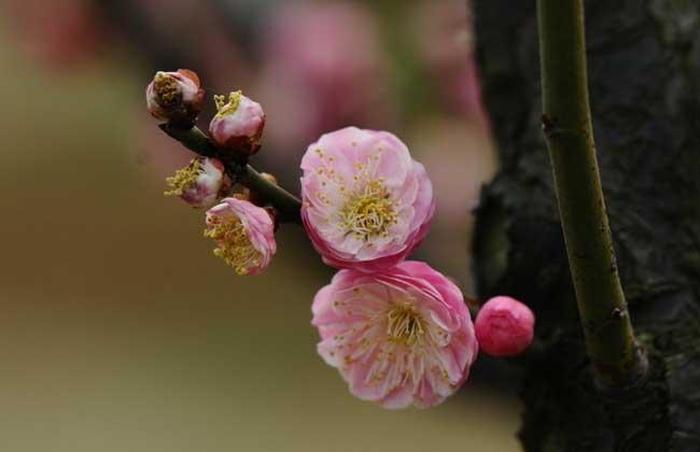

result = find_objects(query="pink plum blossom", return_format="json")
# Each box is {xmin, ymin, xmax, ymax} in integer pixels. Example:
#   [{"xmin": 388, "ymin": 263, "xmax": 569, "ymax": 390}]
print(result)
[
  {"xmin": 475, "ymin": 296, "xmax": 535, "ymax": 357},
  {"xmin": 164, "ymin": 157, "xmax": 228, "ymax": 208},
  {"xmin": 146, "ymin": 69, "xmax": 204, "ymax": 124},
  {"xmin": 312, "ymin": 261, "xmax": 478, "ymax": 409},
  {"xmin": 204, "ymin": 197, "xmax": 276, "ymax": 275},
  {"xmin": 209, "ymin": 91, "xmax": 265, "ymax": 156},
  {"xmin": 300, "ymin": 127, "xmax": 435, "ymax": 272}
]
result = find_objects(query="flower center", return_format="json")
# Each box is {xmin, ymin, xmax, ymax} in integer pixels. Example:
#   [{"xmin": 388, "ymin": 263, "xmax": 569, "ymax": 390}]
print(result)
[
  {"xmin": 204, "ymin": 215, "xmax": 261, "ymax": 275},
  {"xmin": 386, "ymin": 304, "xmax": 424, "ymax": 346},
  {"xmin": 340, "ymin": 181, "xmax": 397, "ymax": 239},
  {"xmin": 154, "ymin": 72, "xmax": 180, "ymax": 107},
  {"xmin": 214, "ymin": 91, "xmax": 242, "ymax": 117},
  {"xmin": 164, "ymin": 158, "xmax": 202, "ymax": 196}
]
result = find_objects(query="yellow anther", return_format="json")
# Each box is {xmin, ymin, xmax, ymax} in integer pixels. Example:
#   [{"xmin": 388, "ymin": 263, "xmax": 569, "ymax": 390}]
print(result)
[
  {"xmin": 387, "ymin": 304, "xmax": 425, "ymax": 346},
  {"xmin": 164, "ymin": 158, "xmax": 201, "ymax": 196},
  {"xmin": 204, "ymin": 214, "xmax": 261, "ymax": 275},
  {"xmin": 154, "ymin": 72, "xmax": 179, "ymax": 106},
  {"xmin": 340, "ymin": 180, "xmax": 397, "ymax": 239},
  {"xmin": 214, "ymin": 91, "xmax": 242, "ymax": 117}
]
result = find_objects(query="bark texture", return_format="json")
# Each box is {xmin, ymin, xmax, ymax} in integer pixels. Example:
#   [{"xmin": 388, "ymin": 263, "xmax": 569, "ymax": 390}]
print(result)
[{"xmin": 472, "ymin": 1, "xmax": 700, "ymax": 450}]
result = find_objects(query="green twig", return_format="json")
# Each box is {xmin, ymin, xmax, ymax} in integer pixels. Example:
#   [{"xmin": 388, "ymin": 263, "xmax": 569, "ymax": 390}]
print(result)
[
  {"xmin": 159, "ymin": 124, "xmax": 302, "ymax": 223},
  {"xmin": 537, "ymin": 0, "xmax": 646, "ymax": 387}
]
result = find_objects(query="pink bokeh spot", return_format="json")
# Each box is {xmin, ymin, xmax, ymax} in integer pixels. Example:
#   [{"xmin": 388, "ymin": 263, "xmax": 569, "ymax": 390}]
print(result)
[
  {"xmin": 257, "ymin": 1, "xmax": 395, "ymax": 162},
  {"xmin": 300, "ymin": 127, "xmax": 435, "ymax": 272},
  {"xmin": 312, "ymin": 261, "xmax": 478, "ymax": 409},
  {"xmin": 475, "ymin": 296, "xmax": 535, "ymax": 357}
]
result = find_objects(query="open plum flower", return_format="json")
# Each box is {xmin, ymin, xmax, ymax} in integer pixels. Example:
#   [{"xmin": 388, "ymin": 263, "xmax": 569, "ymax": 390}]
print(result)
[
  {"xmin": 301, "ymin": 127, "xmax": 435, "ymax": 272},
  {"xmin": 312, "ymin": 261, "xmax": 478, "ymax": 409},
  {"xmin": 204, "ymin": 197, "xmax": 276, "ymax": 275}
]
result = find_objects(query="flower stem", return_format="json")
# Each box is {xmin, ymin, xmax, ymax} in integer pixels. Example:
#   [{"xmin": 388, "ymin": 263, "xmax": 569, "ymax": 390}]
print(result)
[
  {"xmin": 537, "ymin": 0, "xmax": 646, "ymax": 387},
  {"xmin": 159, "ymin": 123, "xmax": 302, "ymax": 223}
]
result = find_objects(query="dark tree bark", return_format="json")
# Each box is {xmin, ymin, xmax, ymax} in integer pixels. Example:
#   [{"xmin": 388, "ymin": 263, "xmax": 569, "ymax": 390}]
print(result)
[{"xmin": 472, "ymin": 1, "xmax": 700, "ymax": 450}]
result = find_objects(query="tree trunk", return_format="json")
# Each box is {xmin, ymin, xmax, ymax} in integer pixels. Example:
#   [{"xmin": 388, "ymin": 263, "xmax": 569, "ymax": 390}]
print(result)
[{"xmin": 472, "ymin": 1, "xmax": 700, "ymax": 450}]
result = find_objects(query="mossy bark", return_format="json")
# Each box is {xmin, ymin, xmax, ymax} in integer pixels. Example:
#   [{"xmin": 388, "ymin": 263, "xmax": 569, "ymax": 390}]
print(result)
[{"xmin": 472, "ymin": 0, "xmax": 700, "ymax": 450}]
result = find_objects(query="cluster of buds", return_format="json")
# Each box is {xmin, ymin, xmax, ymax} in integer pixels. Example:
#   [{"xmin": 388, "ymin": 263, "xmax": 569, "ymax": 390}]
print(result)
[
  {"xmin": 147, "ymin": 69, "xmax": 275, "ymax": 275},
  {"xmin": 146, "ymin": 69, "xmax": 536, "ymax": 411},
  {"xmin": 146, "ymin": 70, "xmax": 266, "ymax": 161}
]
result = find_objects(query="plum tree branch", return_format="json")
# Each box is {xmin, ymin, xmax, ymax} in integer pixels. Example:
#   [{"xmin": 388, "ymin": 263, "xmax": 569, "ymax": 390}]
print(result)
[
  {"xmin": 536, "ymin": 0, "xmax": 646, "ymax": 387},
  {"xmin": 159, "ymin": 123, "xmax": 302, "ymax": 224}
]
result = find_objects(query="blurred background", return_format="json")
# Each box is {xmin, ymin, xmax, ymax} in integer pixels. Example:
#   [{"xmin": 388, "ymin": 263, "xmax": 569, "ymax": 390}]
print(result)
[{"xmin": 0, "ymin": 0, "xmax": 520, "ymax": 450}]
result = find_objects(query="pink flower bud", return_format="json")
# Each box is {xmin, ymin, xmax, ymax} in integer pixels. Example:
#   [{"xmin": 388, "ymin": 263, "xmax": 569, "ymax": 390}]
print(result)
[
  {"xmin": 209, "ymin": 91, "xmax": 266, "ymax": 156},
  {"xmin": 164, "ymin": 157, "xmax": 228, "ymax": 208},
  {"xmin": 146, "ymin": 69, "xmax": 204, "ymax": 124},
  {"xmin": 475, "ymin": 296, "xmax": 535, "ymax": 357},
  {"xmin": 204, "ymin": 197, "xmax": 276, "ymax": 275}
]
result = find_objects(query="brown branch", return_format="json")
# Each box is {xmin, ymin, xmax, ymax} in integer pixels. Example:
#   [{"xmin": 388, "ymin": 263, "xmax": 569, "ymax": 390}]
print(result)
[{"xmin": 159, "ymin": 123, "xmax": 302, "ymax": 224}]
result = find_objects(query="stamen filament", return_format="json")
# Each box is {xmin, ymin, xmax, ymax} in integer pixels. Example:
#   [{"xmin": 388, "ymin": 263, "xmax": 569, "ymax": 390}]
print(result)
[
  {"xmin": 340, "ymin": 180, "xmax": 397, "ymax": 239},
  {"xmin": 204, "ymin": 215, "xmax": 261, "ymax": 275}
]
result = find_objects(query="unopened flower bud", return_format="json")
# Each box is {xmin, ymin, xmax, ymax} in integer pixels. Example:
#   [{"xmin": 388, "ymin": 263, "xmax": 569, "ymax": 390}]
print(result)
[
  {"xmin": 475, "ymin": 296, "xmax": 535, "ymax": 357},
  {"xmin": 209, "ymin": 91, "xmax": 265, "ymax": 156},
  {"xmin": 146, "ymin": 69, "xmax": 204, "ymax": 124},
  {"xmin": 164, "ymin": 157, "xmax": 228, "ymax": 208}
]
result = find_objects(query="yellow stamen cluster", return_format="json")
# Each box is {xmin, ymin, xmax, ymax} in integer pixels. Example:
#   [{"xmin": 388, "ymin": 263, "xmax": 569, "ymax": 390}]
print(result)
[
  {"xmin": 387, "ymin": 304, "xmax": 425, "ymax": 346},
  {"xmin": 340, "ymin": 180, "xmax": 397, "ymax": 239},
  {"xmin": 154, "ymin": 72, "xmax": 179, "ymax": 106},
  {"xmin": 214, "ymin": 91, "xmax": 242, "ymax": 117},
  {"xmin": 204, "ymin": 215, "xmax": 261, "ymax": 275},
  {"xmin": 164, "ymin": 158, "xmax": 201, "ymax": 196}
]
